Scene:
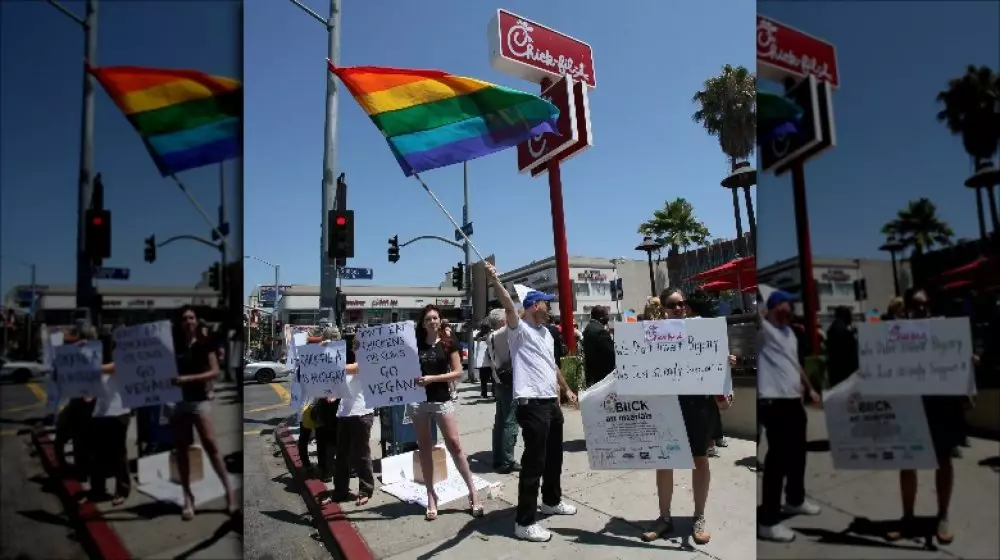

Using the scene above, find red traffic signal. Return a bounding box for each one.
[91,216,103,226]
[335,215,347,226]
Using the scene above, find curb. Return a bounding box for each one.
[275,419,376,560]
[30,428,132,560]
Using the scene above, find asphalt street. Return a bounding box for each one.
[0,380,88,560]
[243,378,334,560]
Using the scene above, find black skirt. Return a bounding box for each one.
[679,395,714,457]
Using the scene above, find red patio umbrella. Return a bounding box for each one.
[936,255,998,281]
[686,256,757,284]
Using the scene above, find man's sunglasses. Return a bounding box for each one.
[664,300,689,310]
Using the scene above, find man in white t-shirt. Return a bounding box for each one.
[485,263,578,543]
[756,290,822,543]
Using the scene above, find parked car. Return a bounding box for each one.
[243,358,290,384]
[0,357,50,384]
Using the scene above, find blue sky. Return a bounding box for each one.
[0,1,240,299]
[756,1,1000,267]
[244,0,756,297]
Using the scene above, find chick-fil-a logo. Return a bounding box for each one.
[643,321,684,343]
[887,323,927,343]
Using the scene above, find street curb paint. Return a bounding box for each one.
[30,428,132,560]
[275,419,376,560]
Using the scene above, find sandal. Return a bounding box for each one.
[425,489,439,521]
[356,495,370,506]
[181,505,195,521]
[469,497,484,518]
[111,495,126,507]
[885,515,915,542]
[641,516,673,542]
[936,518,954,545]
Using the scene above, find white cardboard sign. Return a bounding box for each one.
[53,341,104,399]
[613,318,729,395]
[357,321,425,409]
[112,320,183,409]
[580,374,694,470]
[857,318,975,396]
[295,341,349,400]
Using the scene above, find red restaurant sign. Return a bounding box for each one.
[531,79,592,177]
[489,9,597,89]
[757,16,839,88]
[517,76,578,173]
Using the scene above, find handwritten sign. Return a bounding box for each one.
[296,341,348,399]
[613,318,729,395]
[857,318,974,395]
[580,375,693,470]
[53,341,104,399]
[112,320,183,409]
[823,373,937,470]
[357,321,424,408]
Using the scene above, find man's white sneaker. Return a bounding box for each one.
[783,500,821,516]
[758,522,796,542]
[540,501,577,515]
[515,523,552,542]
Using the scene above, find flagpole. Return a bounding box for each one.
[412,173,487,262]
[168,174,232,253]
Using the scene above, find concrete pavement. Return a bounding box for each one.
[273,382,759,560]
[757,406,1000,560]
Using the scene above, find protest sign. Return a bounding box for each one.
[580,375,693,470]
[296,341,349,399]
[112,320,183,409]
[857,317,974,395]
[613,317,729,395]
[53,341,104,399]
[357,321,424,408]
[823,373,937,470]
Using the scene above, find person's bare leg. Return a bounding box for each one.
[413,414,438,517]
[192,412,236,512]
[437,411,481,509]
[692,456,711,517]
[934,458,953,519]
[900,469,918,517]
[656,469,673,518]
[171,414,194,516]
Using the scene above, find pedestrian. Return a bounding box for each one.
[885,288,963,543]
[582,306,615,388]
[90,337,131,506]
[475,320,494,398]
[166,305,237,520]
[883,296,905,321]
[486,308,519,474]
[824,306,858,389]
[485,263,579,543]
[756,290,822,543]
[640,287,737,544]
[309,327,341,481]
[54,326,98,482]
[327,327,376,507]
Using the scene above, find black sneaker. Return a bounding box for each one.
[497,462,520,474]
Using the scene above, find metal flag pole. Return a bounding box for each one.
[462,162,475,382]
[412,173,488,262]
[168,174,232,253]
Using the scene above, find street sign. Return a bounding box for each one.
[757,15,839,88]
[338,267,374,280]
[517,76,578,173]
[94,267,130,280]
[761,75,823,174]
[454,222,474,242]
[531,79,593,177]
[488,10,596,88]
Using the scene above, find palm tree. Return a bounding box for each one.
[692,65,757,241]
[881,198,956,258]
[639,198,711,255]
[935,65,1000,238]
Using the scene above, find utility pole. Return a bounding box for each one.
[463,162,475,381]
[70,0,98,313]
[319,0,342,324]
[218,163,227,313]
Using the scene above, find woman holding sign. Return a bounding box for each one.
[641,288,738,545]
[408,304,484,521]
[169,305,237,520]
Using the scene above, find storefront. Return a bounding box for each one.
[275,285,465,328]
[493,258,622,328]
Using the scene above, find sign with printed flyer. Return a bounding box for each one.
[823,374,937,470]
[580,375,693,470]
[356,321,425,409]
[613,318,729,395]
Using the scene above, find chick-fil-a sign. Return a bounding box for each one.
[489,9,597,89]
[757,15,839,88]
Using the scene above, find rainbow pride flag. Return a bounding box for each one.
[89,66,241,176]
[328,63,559,176]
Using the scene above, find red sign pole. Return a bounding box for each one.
[791,162,820,356]
[547,159,577,355]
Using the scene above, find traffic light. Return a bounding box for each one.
[388,235,400,263]
[853,278,868,302]
[84,209,111,263]
[327,210,355,260]
[144,235,157,263]
[451,262,464,289]
[208,263,220,290]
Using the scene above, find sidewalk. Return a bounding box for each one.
[33,382,243,559]
[277,384,758,560]
[757,406,1000,560]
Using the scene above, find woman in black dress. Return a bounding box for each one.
[407,304,484,520]
[169,305,237,520]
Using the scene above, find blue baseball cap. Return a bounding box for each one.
[521,291,555,308]
[766,290,799,310]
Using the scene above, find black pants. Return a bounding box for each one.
[57,399,96,478]
[334,414,375,498]
[90,415,131,498]
[479,367,493,397]
[758,398,807,526]
[298,424,314,468]
[315,425,337,480]
[711,400,724,441]
[515,399,563,526]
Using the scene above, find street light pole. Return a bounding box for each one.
[635,237,662,297]
[879,237,904,297]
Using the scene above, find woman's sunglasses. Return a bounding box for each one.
[664,300,689,310]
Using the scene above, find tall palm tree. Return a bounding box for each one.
[881,198,956,258]
[935,65,1000,238]
[638,198,711,255]
[692,65,757,241]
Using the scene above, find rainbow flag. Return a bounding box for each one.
[329,63,559,176]
[89,66,241,176]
